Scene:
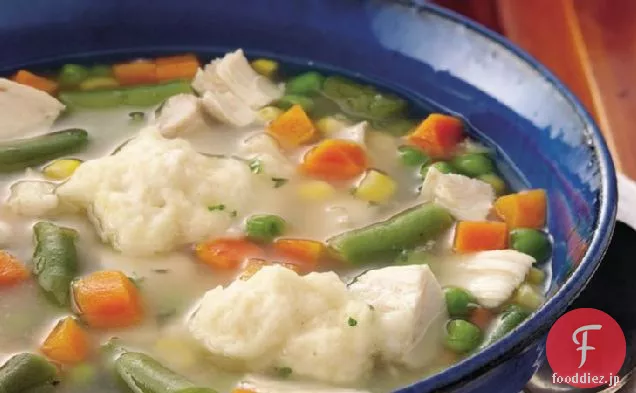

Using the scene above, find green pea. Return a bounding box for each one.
[286,71,325,95]
[526,267,546,285]
[398,146,431,167]
[245,215,286,243]
[68,363,97,387]
[451,153,494,177]
[477,173,506,195]
[510,228,551,262]
[395,249,431,265]
[444,287,476,317]
[58,64,90,87]
[420,161,456,177]
[275,95,315,113]
[513,283,544,311]
[88,64,113,77]
[444,319,482,354]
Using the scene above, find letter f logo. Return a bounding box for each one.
[572,324,602,368]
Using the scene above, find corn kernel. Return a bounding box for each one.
[79,76,119,91]
[514,283,544,310]
[297,180,336,202]
[316,116,349,135]
[43,159,82,180]
[256,106,284,124]
[250,58,279,78]
[354,169,397,203]
[526,267,545,285]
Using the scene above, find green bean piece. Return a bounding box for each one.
[327,203,454,265]
[444,287,476,317]
[0,129,89,173]
[115,352,195,393]
[444,319,482,354]
[510,228,552,262]
[513,283,544,311]
[275,95,315,113]
[286,71,325,95]
[88,64,113,77]
[32,221,79,306]
[322,76,407,120]
[395,249,432,265]
[420,161,456,177]
[58,64,90,87]
[246,214,286,243]
[59,81,192,109]
[371,118,418,136]
[479,305,530,349]
[451,153,495,177]
[0,353,58,393]
[398,146,431,167]
[477,173,506,196]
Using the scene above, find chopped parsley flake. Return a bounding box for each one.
[230,210,238,218]
[348,317,358,327]
[272,177,288,188]
[208,204,226,211]
[152,269,170,274]
[275,366,293,378]
[249,159,263,174]
[128,111,145,121]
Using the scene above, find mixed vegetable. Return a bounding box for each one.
[0,50,553,393]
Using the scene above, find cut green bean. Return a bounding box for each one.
[245,214,286,243]
[327,203,454,264]
[444,319,482,353]
[59,81,193,109]
[88,64,113,77]
[0,129,89,173]
[0,353,58,393]
[115,352,195,393]
[32,221,79,306]
[479,305,530,349]
[444,287,476,317]
[286,71,325,95]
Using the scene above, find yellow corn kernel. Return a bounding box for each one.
[257,106,283,124]
[250,58,279,78]
[513,283,544,311]
[297,180,336,202]
[526,267,545,285]
[79,76,119,91]
[43,159,82,180]
[354,169,397,203]
[316,116,349,135]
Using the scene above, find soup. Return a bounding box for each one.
[0,49,551,393]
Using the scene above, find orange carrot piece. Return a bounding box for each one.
[72,271,143,329]
[155,54,200,82]
[0,251,30,287]
[40,317,89,364]
[494,189,547,229]
[273,238,323,271]
[196,238,265,270]
[470,306,494,330]
[300,139,368,181]
[12,70,58,95]
[232,389,257,393]
[407,113,464,158]
[112,61,157,86]
[454,221,508,253]
[267,104,317,148]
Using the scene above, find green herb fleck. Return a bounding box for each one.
[275,366,293,378]
[272,177,288,188]
[348,317,358,327]
[128,111,145,121]
[230,210,238,218]
[208,204,226,211]
[249,159,263,174]
[155,308,176,326]
[152,269,170,274]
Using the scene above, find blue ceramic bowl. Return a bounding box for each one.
[0,1,617,392]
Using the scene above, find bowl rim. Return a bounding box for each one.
[395,1,618,391]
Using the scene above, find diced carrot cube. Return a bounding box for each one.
[494,189,547,229]
[40,317,89,364]
[113,61,157,86]
[72,271,143,329]
[470,306,494,330]
[12,70,58,95]
[300,139,368,181]
[267,104,317,148]
[155,54,200,82]
[195,238,265,270]
[407,114,464,158]
[454,221,508,253]
[0,251,30,287]
[273,238,324,271]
